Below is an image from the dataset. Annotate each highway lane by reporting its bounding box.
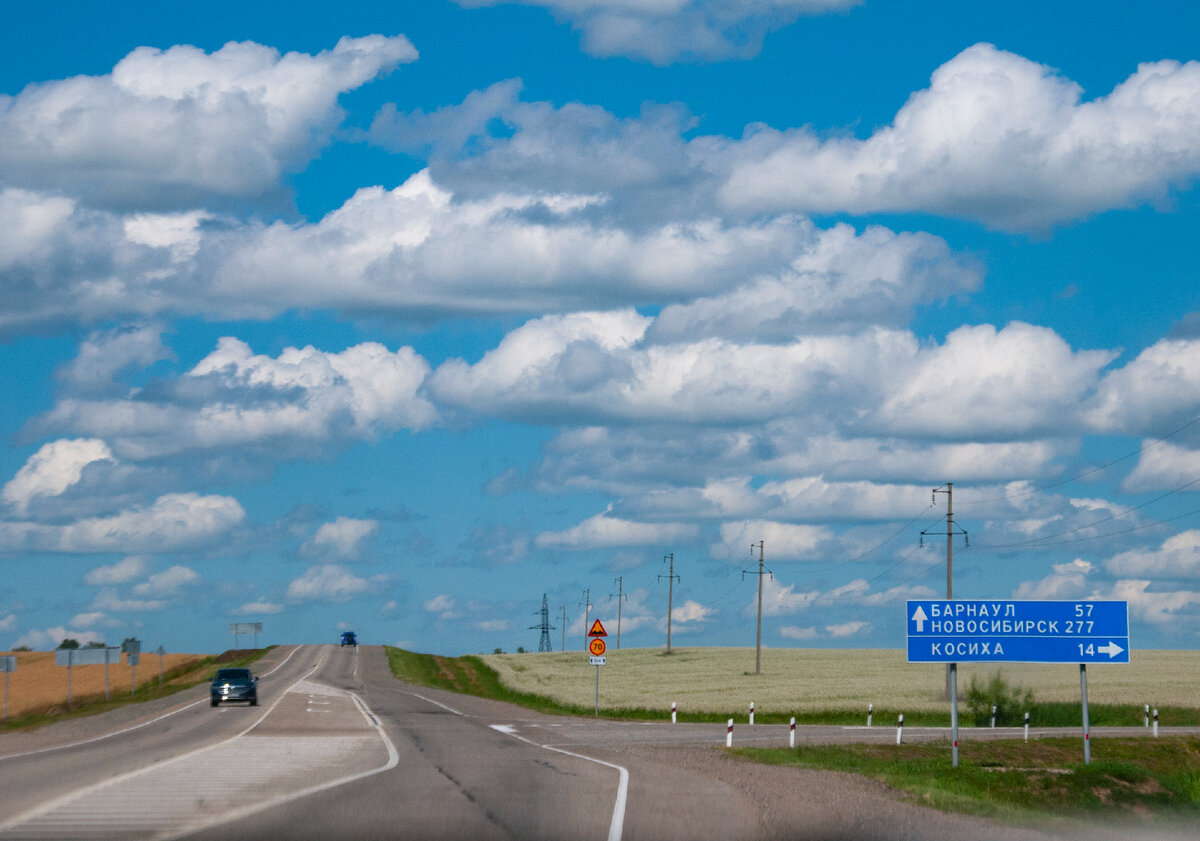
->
[0,646,316,821]
[2,644,1195,841]
[0,646,652,841]
[184,645,640,841]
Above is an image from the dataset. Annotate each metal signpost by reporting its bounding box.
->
[588,619,608,716]
[229,622,262,649]
[55,647,122,704]
[123,639,141,696]
[907,599,1130,766]
[1,655,15,719]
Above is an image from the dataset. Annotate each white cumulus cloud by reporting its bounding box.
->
[85,556,152,586]
[285,565,383,603]
[535,507,699,549]
[303,517,380,559]
[3,439,115,515]
[0,36,417,208]
[458,0,859,64]
[720,44,1200,230]
[41,337,436,461]
[0,493,244,553]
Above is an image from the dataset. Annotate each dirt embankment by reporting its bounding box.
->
[1,650,204,716]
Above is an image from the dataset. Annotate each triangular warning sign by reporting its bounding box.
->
[588,619,608,637]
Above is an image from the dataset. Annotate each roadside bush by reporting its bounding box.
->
[965,670,1035,726]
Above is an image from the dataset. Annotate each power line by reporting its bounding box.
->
[974,474,1200,552]
[972,503,1200,553]
[957,413,1200,508]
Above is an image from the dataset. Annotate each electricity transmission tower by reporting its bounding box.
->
[529,593,555,652]
[744,541,772,675]
[659,553,679,654]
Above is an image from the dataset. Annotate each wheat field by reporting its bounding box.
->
[0,650,204,717]
[482,648,1200,714]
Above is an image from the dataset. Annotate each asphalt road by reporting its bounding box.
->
[0,645,1195,841]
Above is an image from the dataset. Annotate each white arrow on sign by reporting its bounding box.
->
[911,605,928,632]
[1098,641,1125,658]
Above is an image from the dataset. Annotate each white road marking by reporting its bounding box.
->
[403,691,465,716]
[490,724,629,841]
[0,645,306,762]
[0,672,399,841]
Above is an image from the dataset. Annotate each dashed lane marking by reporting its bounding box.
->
[0,679,397,841]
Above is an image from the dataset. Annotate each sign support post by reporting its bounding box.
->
[908,599,1128,767]
[0,656,15,719]
[1080,664,1091,765]
[949,663,959,768]
[587,619,608,717]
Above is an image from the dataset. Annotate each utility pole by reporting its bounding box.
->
[529,594,555,652]
[610,577,628,649]
[580,589,592,651]
[744,541,771,675]
[659,554,679,654]
[922,483,968,700]
[560,605,567,653]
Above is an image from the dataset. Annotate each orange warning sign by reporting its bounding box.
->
[587,619,608,637]
[589,638,607,656]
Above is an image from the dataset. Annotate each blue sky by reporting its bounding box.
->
[3,0,1200,656]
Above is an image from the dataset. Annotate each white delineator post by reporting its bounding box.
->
[1153,709,1159,738]
[990,705,997,728]
[749,701,755,726]
[789,717,796,748]
[896,714,904,745]
[1145,704,1150,728]
[867,703,873,727]
[671,702,677,724]
[1024,711,1030,743]
[726,719,733,748]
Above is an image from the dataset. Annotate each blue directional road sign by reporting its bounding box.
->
[906,600,1130,664]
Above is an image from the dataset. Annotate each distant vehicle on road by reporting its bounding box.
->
[340,631,357,647]
[210,667,257,707]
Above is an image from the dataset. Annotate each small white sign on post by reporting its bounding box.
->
[589,656,606,666]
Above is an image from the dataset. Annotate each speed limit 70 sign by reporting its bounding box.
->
[588,638,606,656]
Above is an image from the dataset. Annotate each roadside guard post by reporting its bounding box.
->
[907,599,1129,766]
[587,619,608,716]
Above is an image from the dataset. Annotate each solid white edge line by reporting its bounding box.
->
[403,690,465,716]
[0,659,398,839]
[0,644,306,762]
[164,686,400,841]
[0,655,324,832]
[490,724,628,841]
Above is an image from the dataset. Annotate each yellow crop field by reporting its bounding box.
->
[0,650,204,717]
[482,648,1200,714]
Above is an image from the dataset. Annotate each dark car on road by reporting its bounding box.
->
[210,667,257,707]
[340,631,357,646]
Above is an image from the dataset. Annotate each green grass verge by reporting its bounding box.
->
[1,647,275,733]
[385,646,597,716]
[734,737,1200,823]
